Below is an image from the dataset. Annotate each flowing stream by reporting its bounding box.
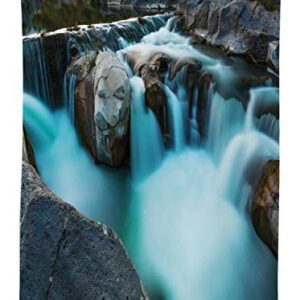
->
[23,15,279,300]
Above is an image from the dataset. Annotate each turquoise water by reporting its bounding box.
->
[23,19,279,300]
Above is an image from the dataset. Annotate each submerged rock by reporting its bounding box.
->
[177,0,280,72]
[20,161,147,299]
[251,160,279,256]
[71,51,130,167]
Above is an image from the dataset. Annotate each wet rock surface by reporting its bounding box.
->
[70,51,131,167]
[20,161,147,300]
[251,160,279,256]
[177,0,280,71]
[23,128,37,171]
[140,53,170,133]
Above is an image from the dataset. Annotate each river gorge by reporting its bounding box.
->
[21,1,280,299]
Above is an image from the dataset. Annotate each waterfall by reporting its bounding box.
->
[23,39,53,107]
[165,86,185,152]
[23,14,169,109]
[63,73,77,124]
[23,93,129,231]
[245,87,279,132]
[128,148,278,300]
[206,92,245,163]
[130,76,164,181]
[23,16,280,300]
[218,131,279,210]
[23,93,57,148]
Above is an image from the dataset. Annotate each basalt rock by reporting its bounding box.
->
[71,51,131,167]
[21,161,147,299]
[177,0,280,72]
[251,160,279,256]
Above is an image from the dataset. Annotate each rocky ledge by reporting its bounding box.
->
[177,0,280,72]
[251,160,279,256]
[20,161,147,299]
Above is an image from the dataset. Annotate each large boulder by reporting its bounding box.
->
[70,51,131,167]
[21,161,147,299]
[177,0,280,71]
[93,52,131,166]
[251,160,279,256]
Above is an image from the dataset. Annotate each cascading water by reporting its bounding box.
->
[120,20,279,300]
[23,14,169,109]
[63,73,77,124]
[23,93,129,233]
[130,76,164,181]
[23,16,279,300]
[165,85,185,151]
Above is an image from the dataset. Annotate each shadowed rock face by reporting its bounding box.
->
[251,160,279,256]
[69,51,130,167]
[20,161,147,300]
[177,0,280,71]
[23,129,37,170]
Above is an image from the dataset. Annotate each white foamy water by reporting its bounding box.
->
[23,17,279,300]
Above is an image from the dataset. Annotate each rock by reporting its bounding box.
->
[23,128,37,170]
[94,52,131,166]
[73,52,98,158]
[251,160,279,256]
[267,40,279,73]
[20,161,147,299]
[140,53,170,133]
[196,72,214,140]
[72,51,131,167]
[177,0,280,72]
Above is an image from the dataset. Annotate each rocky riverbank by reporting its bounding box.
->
[21,160,147,299]
[21,1,280,298]
[176,0,280,72]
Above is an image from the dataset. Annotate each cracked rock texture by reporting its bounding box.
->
[69,51,130,167]
[251,160,279,256]
[20,161,147,300]
[177,0,280,71]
